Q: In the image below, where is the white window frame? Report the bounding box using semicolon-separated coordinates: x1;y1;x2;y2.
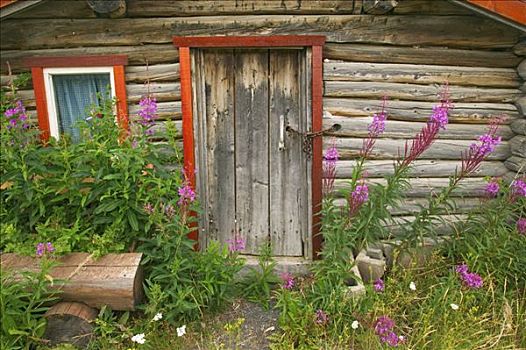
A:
43;67;116;139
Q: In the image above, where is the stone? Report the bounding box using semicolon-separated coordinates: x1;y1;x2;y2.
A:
355;249;386;283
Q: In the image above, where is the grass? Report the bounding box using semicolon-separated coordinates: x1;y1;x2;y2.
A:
68;253;525;350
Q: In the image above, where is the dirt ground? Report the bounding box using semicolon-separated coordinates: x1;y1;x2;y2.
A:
198;299;281;350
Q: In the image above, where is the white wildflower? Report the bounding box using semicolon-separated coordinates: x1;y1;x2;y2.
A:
152;312;163;322
131;333;146;344
409;282;416;291
450;303;459;310
351;320;359;329
177;324;187;337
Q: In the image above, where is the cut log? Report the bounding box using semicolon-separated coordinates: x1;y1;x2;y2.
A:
333;177;494;197
514;40;526;56
504;155;526;173
323;116;514;140
87;0;126;18
324;81;521;103
332;197;481;215
126;63;180;83
518;59;526;80
362;0;398;14
0;15;518;50
44;302;98;349
0;45;178;74
332;159;508;178
510;135;526;158
323;98;519;123
323;43;522;68
329;138;510;160
516;96;526;116
0;253;144;311
323;62;520;88
126;82;181;103
126;0;358;17
511;118;526;135
128;100;181;119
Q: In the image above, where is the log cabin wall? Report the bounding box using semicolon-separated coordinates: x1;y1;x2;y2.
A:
1;0;524;232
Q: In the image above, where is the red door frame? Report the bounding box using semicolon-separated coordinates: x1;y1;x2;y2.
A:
173;35;325;259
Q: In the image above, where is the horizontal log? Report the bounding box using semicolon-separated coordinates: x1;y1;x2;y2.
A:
323;43;522;68
333;177;492;197
332;197;481;215
323;116;514;140
127;0;358;17
125;63;180;83
128;100;181;119
10;82;182;108
1;15;518;50
329;138;510;160
1;44;178;73
323;98;519;123
393;0;472;15
323;62;520;88
0;253;144;311
324;81;521;103
504;156;526;173
332;159;508;178
387;214;468;235
511;118;526;135
126;82;180;103
510;135;526;158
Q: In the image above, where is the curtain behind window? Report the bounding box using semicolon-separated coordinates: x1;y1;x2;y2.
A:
52;73;111;141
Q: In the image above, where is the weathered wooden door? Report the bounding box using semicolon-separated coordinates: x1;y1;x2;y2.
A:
192;48;311;257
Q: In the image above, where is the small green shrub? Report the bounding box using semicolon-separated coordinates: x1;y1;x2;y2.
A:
1;259;59;350
239;244;280;309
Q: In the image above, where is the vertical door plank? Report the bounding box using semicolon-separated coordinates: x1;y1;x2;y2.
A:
269;50;307;256
203;50;236;244
191;49;209;248
234;50;270;254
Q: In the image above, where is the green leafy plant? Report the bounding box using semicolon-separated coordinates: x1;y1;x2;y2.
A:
1;259;59;350
239;244;280;309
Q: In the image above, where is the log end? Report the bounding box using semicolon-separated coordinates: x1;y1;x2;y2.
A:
44;302;98;349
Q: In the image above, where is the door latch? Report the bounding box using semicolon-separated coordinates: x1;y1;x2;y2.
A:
286;123;341;158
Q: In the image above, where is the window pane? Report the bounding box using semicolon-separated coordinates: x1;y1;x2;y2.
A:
52;73;111;141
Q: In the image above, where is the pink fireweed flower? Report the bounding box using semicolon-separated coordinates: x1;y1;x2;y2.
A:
137;96;158;133
460;119;502;178
348;182;369;216
315;309;329;325
36;242;55;257
143;202;154;215
4;100;30;130
511;179;526;198
280;272;295;290
485;179;500;198
164;204;175;219
400;86;451;168
323;142;339;195
361;97;388;158
374;316;402;347
36;243;45;257
373;278;385;292
226;235;246;253
456;263;483;289
177;184;196;206
517;218;526;235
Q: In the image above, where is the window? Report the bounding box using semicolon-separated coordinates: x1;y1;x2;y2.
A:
26;55;128;141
